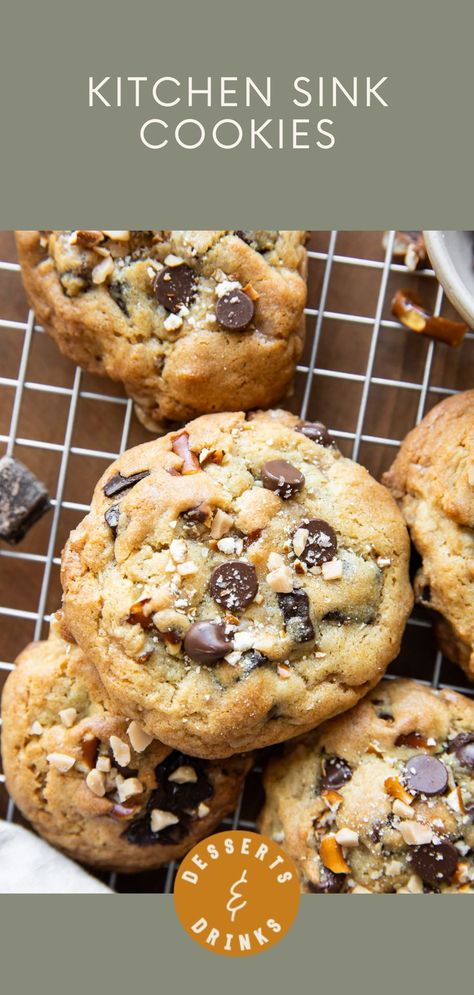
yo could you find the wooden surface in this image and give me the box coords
[0,230,473,890]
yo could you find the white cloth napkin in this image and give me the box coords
[0,820,112,893]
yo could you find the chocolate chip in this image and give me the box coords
[210,561,258,611]
[320,757,352,792]
[0,455,51,544]
[296,421,333,447]
[183,502,213,525]
[411,841,458,888]
[240,649,269,673]
[216,290,254,330]
[124,751,213,846]
[183,620,232,664]
[103,470,150,498]
[308,869,344,894]
[81,737,100,770]
[403,754,448,796]
[104,504,120,535]
[294,519,337,567]
[448,733,474,768]
[261,460,305,500]
[154,264,197,314]
[278,588,315,642]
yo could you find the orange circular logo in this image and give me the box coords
[173,830,300,957]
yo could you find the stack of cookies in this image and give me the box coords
[2,231,473,893]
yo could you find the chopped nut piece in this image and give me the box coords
[46,752,76,773]
[168,765,198,784]
[267,551,285,571]
[164,253,185,267]
[446,787,464,813]
[210,508,234,539]
[117,777,144,803]
[392,799,414,819]
[86,768,106,797]
[59,707,77,728]
[177,560,198,576]
[277,663,291,679]
[110,735,131,769]
[96,756,111,773]
[150,808,179,832]
[399,820,433,846]
[72,230,104,247]
[321,558,343,581]
[215,279,241,298]
[391,289,468,347]
[217,536,243,555]
[266,564,294,593]
[127,720,153,753]
[320,835,351,874]
[29,721,44,736]
[292,528,309,558]
[164,312,183,331]
[170,539,187,563]
[376,557,391,568]
[197,803,210,818]
[351,885,371,894]
[335,828,359,848]
[102,231,130,241]
[384,776,413,806]
[92,255,114,285]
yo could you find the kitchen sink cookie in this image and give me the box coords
[15,230,307,430]
[383,391,474,679]
[1,616,252,873]
[61,409,413,758]
[259,679,474,893]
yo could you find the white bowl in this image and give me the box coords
[423,231,474,330]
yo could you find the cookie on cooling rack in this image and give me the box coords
[0,615,252,873]
[60,409,413,758]
[259,678,474,893]
[15,230,307,430]
[383,391,474,680]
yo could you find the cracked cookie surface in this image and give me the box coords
[383,391,474,679]
[15,230,307,429]
[0,616,251,872]
[259,678,474,893]
[61,409,412,758]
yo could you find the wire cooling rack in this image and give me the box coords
[0,230,473,893]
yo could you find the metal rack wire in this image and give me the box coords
[0,231,473,893]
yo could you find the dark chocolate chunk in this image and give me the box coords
[411,841,458,888]
[210,561,258,611]
[320,756,352,792]
[296,421,333,447]
[183,502,213,526]
[183,620,232,664]
[154,264,197,314]
[0,456,51,544]
[403,754,448,796]
[448,733,474,768]
[240,649,269,673]
[109,280,129,316]
[278,588,315,642]
[294,518,337,567]
[308,869,344,894]
[261,459,305,499]
[123,751,213,846]
[216,289,254,330]
[104,504,120,535]
[103,469,150,498]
